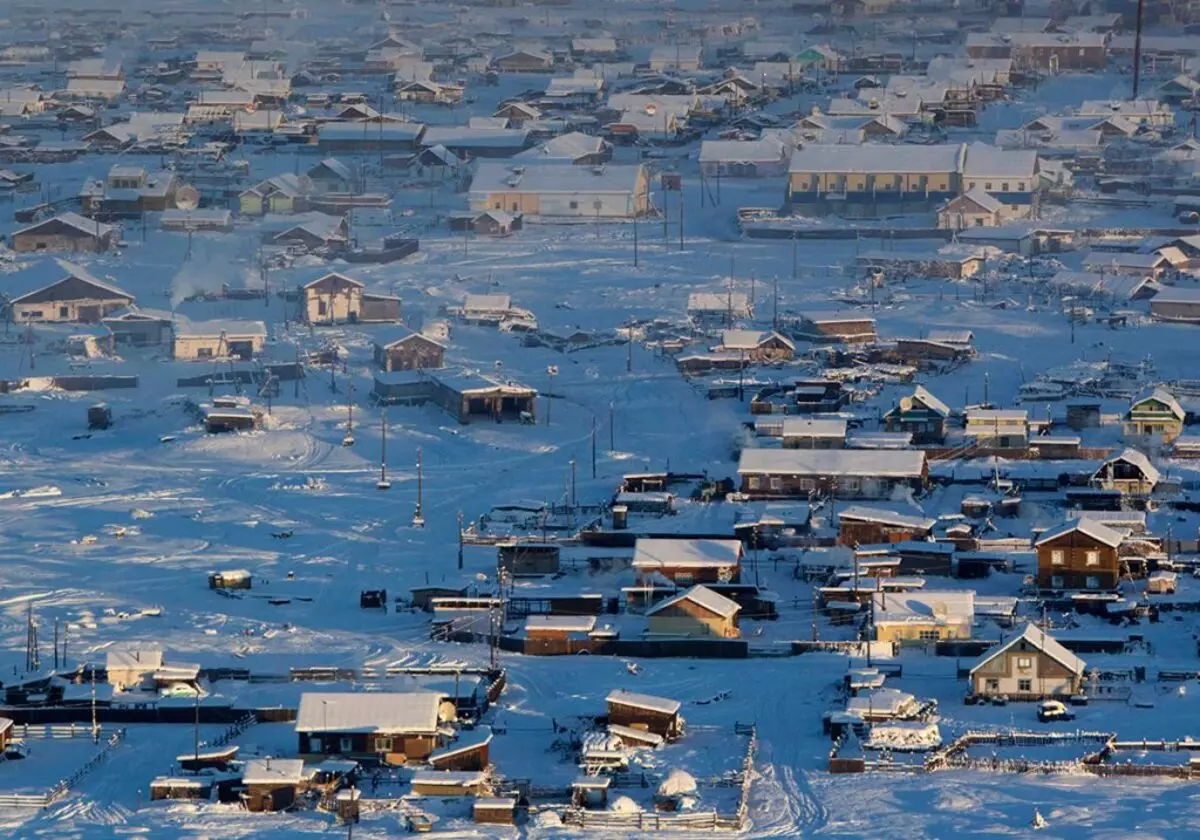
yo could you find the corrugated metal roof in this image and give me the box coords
[295,692,443,734]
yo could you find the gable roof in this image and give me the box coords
[646,584,741,619]
[968,623,1085,677]
[303,271,364,290]
[1098,447,1161,485]
[9,259,133,304]
[838,505,935,531]
[1130,388,1184,420]
[903,385,950,418]
[1034,518,1124,549]
[376,326,446,350]
[946,187,1004,214]
[14,212,114,240]
[606,689,681,715]
[632,538,742,571]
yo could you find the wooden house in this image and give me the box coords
[374,329,446,372]
[837,505,935,546]
[306,158,357,194]
[883,386,951,444]
[474,797,518,825]
[9,260,133,324]
[525,615,597,640]
[472,210,523,237]
[173,320,266,361]
[150,777,212,802]
[303,272,362,325]
[788,143,964,214]
[631,538,742,585]
[936,188,1006,230]
[716,329,795,362]
[208,569,252,590]
[968,623,1086,700]
[428,728,492,772]
[242,758,308,812]
[493,50,554,73]
[872,589,974,644]
[964,409,1028,449]
[295,692,448,761]
[645,585,741,638]
[1151,288,1200,323]
[1124,389,1185,443]
[468,162,651,218]
[425,370,537,423]
[11,213,116,254]
[0,717,13,752]
[605,690,683,740]
[1035,519,1123,591]
[106,645,163,691]
[1091,448,1160,497]
[737,449,928,500]
[239,174,311,216]
[410,771,487,797]
[779,417,847,449]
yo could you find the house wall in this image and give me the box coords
[299,730,437,759]
[239,193,265,215]
[875,619,969,644]
[430,743,489,772]
[378,341,445,371]
[972,647,1080,698]
[1151,300,1200,322]
[606,702,679,738]
[1124,411,1183,443]
[740,471,925,500]
[884,414,946,444]
[15,296,129,324]
[789,169,958,202]
[838,520,927,547]
[647,603,738,638]
[1036,532,1119,590]
[305,285,362,324]
[173,334,265,360]
[637,564,738,585]
[12,232,107,253]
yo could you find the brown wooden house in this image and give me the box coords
[883,385,951,444]
[1034,518,1123,591]
[242,758,309,812]
[631,538,742,585]
[374,329,446,371]
[645,585,741,638]
[837,505,935,546]
[428,727,492,772]
[474,797,518,825]
[11,212,116,253]
[968,623,1086,699]
[605,689,684,740]
[0,717,12,752]
[295,692,448,762]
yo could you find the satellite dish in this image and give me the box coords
[175,185,200,211]
[645,103,658,116]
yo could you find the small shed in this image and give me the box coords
[428,727,493,772]
[605,689,684,740]
[335,788,360,823]
[497,542,560,576]
[242,758,307,812]
[409,770,487,797]
[474,796,517,825]
[571,776,611,809]
[150,777,212,801]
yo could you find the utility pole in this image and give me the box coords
[546,365,558,425]
[773,275,779,330]
[1133,0,1147,98]
[457,511,464,570]
[342,378,355,446]
[591,416,597,478]
[413,447,425,527]
[377,409,390,490]
[194,685,201,764]
[609,402,615,450]
[569,457,577,507]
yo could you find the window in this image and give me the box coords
[1001,182,1009,192]
[1051,550,1065,566]
[569,201,578,210]
[35,242,47,251]
[986,678,999,692]
[511,202,519,212]
[1084,550,1101,567]
[59,306,69,318]
[317,300,327,316]
[967,181,976,189]
[748,476,763,490]
[1018,679,1032,693]
[21,310,43,319]
[1016,182,1026,191]
[308,735,323,753]
[769,476,783,490]
[984,182,993,190]
[974,217,984,227]
[1086,576,1100,589]
[339,736,353,753]
[919,630,939,641]
[374,736,392,753]
[1051,575,1063,588]
[198,347,213,358]
[1017,656,1032,670]
[676,573,693,586]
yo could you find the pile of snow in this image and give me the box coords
[131,508,155,519]
[865,721,942,751]
[657,768,697,797]
[610,795,640,813]
[535,810,563,828]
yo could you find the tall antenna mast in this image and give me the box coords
[412,447,425,527]
[342,378,355,446]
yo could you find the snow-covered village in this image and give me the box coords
[0,0,1200,836]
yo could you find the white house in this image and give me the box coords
[962,142,1038,204]
[698,137,790,178]
[468,162,650,218]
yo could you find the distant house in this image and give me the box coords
[515,132,613,166]
[788,143,964,213]
[239,174,311,216]
[737,449,928,499]
[837,505,935,546]
[270,215,349,250]
[468,162,650,218]
[649,45,701,72]
[302,272,400,325]
[687,292,752,327]
[699,137,790,178]
[173,320,266,361]
[424,369,537,423]
[1082,251,1170,281]
[605,690,683,740]
[766,417,846,449]
[1156,74,1200,105]
[374,328,446,371]
[243,759,309,813]
[106,645,164,691]
[11,212,116,254]
[964,409,1028,449]
[1035,518,1123,591]
[961,142,1039,205]
[632,538,742,585]
[493,50,554,73]
[1124,389,1185,443]
[296,692,447,760]
[716,329,794,361]
[883,385,950,444]
[645,585,741,638]
[316,121,425,154]
[306,158,357,194]
[1091,447,1160,497]
[968,624,1086,699]
[493,101,542,125]
[872,590,974,644]
[936,188,1006,230]
[421,126,531,159]
[1150,288,1200,323]
[102,306,174,346]
[9,260,133,324]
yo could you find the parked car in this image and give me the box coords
[1037,700,1075,722]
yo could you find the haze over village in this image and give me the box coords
[0,0,1199,836]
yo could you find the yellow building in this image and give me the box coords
[1124,389,1185,443]
[645,585,740,638]
[872,590,974,644]
[173,319,267,360]
[469,162,651,218]
[788,143,964,213]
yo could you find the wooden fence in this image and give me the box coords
[0,728,128,810]
[562,807,742,832]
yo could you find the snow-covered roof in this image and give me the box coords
[845,688,916,716]
[948,187,1005,214]
[242,758,306,785]
[15,211,114,240]
[688,291,751,314]
[516,131,609,163]
[720,329,793,350]
[790,143,965,175]
[737,448,926,478]
[1099,447,1161,485]
[963,141,1038,179]
[174,319,266,340]
[606,689,681,715]
[608,723,665,746]
[106,646,164,671]
[969,623,1085,677]
[295,692,443,733]
[872,589,974,624]
[699,137,788,164]
[429,727,493,762]
[780,417,846,438]
[1035,517,1124,548]
[10,259,133,304]
[646,584,741,619]
[1152,287,1200,305]
[838,505,934,530]
[470,161,642,196]
[632,538,741,570]
[525,615,597,633]
[410,770,486,786]
[463,293,512,312]
[1130,388,1185,420]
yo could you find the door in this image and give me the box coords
[78,305,101,323]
